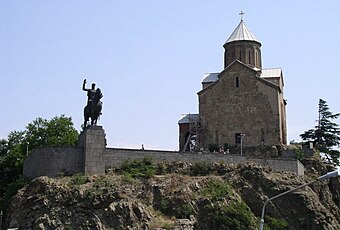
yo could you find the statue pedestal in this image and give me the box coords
[78,126,106,175]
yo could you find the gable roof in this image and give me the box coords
[202,73,219,83]
[198,60,255,94]
[260,68,282,79]
[225,20,260,44]
[178,114,199,124]
[259,68,284,88]
[198,60,282,95]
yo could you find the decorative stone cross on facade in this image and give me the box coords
[239,11,245,20]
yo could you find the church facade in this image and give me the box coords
[179,19,287,151]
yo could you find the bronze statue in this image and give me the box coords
[83,79,103,127]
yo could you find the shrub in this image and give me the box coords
[189,161,214,176]
[156,197,195,219]
[69,173,88,186]
[208,144,219,152]
[121,171,134,183]
[199,179,232,200]
[295,149,305,161]
[0,176,29,211]
[201,201,257,229]
[264,216,288,230]
[120,157,155,178]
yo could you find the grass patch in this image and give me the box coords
[148,211,176,229]
[199,179,232,200]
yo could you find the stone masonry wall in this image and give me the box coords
[23,147,83,179]
[23,126,304,179]
[198,61,284,147]
[103,148,304,175]
[78,126,106,175]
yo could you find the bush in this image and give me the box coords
[201,201,257,229]
[264,216,288,230]
[208,144,219,152]
[120,157,155,178]
[0,176,29,211]
[69,173,88,186]
[199,179,231,200]
[189,161,214,176]
[295,149,305,161]
[156,197,195,219]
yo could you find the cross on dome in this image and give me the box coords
[239,11,245,21]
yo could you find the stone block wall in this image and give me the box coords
[103,148,247,169]
[23,126,305,179]
[78,126,106,175]
[198,62,283,147]
[103,148,304,175]
[23,147,83,179]
[249,158,304,175]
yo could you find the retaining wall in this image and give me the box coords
[103,148,304,175]
[23,126,305,179]
[23,147,83,179]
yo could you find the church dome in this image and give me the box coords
[225,20,260,44]
[223,19,262,69]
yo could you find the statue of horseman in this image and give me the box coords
[82,79,103,127]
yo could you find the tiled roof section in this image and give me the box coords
[178,114,199,124]
[202,73,219,83]
[260,68,282,78]
[225,20,260,44]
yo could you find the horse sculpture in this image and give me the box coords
[84,88,103,127]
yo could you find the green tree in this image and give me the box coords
[0,115,78,211]
[300,99,340,164]
[25,115,78,149]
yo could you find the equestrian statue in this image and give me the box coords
[82,79,103,127]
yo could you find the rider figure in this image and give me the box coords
[82,79,96,113]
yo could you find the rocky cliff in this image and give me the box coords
[4,157,340,230]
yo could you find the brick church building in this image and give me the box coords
[179,18,287,151]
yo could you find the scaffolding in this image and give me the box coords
[181,114,204,152]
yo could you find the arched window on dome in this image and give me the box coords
[248,49,251,64]
[255,50,258,66]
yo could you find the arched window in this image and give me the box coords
[254,50,258,66]
[248,50,251,63]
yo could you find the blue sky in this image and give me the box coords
[1,1,339,150]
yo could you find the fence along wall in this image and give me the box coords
[23,126,304,179]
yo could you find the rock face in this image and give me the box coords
[4,160,340,230]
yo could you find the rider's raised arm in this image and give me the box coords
[82,79,89,91]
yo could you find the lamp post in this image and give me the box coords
[259,168,340,230]
[26,141,29,156]
[240,133,246,155]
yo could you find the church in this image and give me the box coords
[179,17,287,151]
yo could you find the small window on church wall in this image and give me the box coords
[236,77,240,88]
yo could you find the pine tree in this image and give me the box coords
[300,99,340,164]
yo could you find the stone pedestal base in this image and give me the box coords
[78,126,106,175]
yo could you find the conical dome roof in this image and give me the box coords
[225,20,260,44]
